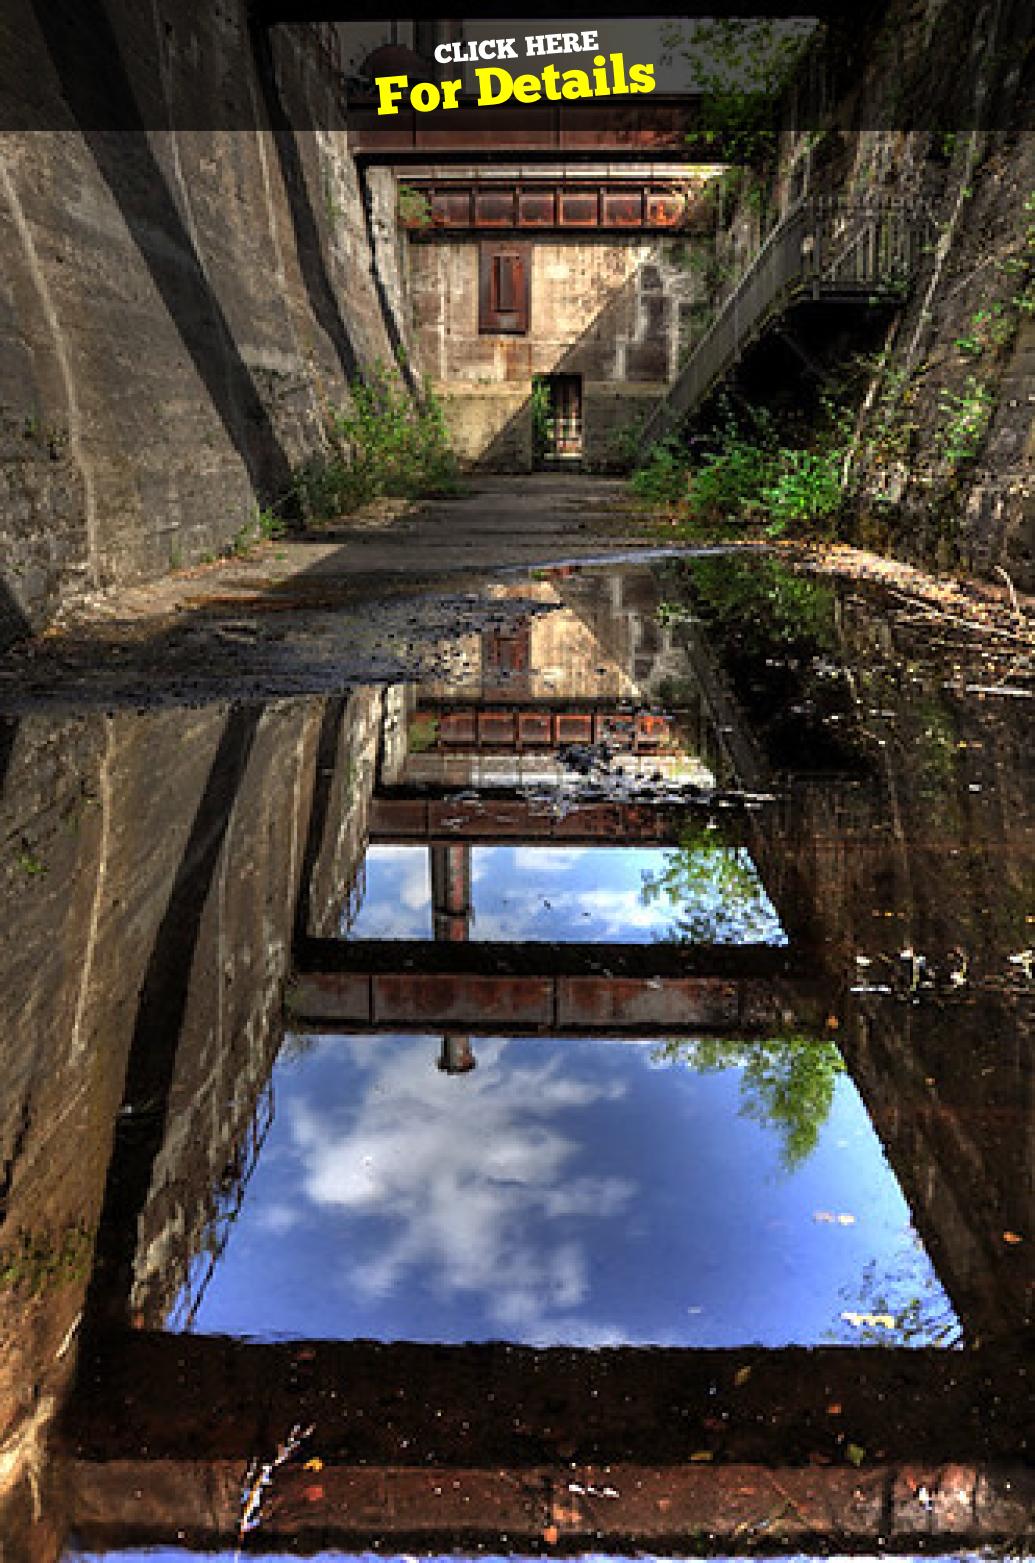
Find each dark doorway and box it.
[533,373,583,467]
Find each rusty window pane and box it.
[479,242,530,334]
[602,189,643,226]
[558,189,598,226]
[430,189,471,226]
[517,190,555,227]
[474,190,516,226]
[647,191,685,227]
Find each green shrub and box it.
[761,446,845,533]
[685,434,774,523]
[294,366,459,521]
[938,375,994,469]
[629,439,691,504]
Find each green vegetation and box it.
[15,846,45,877]
[938,375,994,470]
[397,183,432,229]
[530,376,551,462]
[640,817,781,944]
[630,401,849,537]
[407,715,439,753]
[954,303,1017,358]
[654,1033,845,1170]
[0,1222,93,1296]
[664,18,814,165]
[293,366,459,521]
[664,552,838,653]
[226,504,289,558]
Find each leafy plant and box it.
[641,817,782,944]
[0,1222,93,1295]
[294,366,459,520]
[530,376,551,461]
[760,446,845,533]
[954,304,1017,358]
[15,846,44,877]
[654,1032,845,1170]
[629,398,847,536]
[397,183,431,229]
[665,17,814,165]
[938,375,994,468]
[630,438,691,505]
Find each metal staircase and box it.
[641,195,935,444]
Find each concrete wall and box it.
[0,3,403,647]
[769,1,1035,583]
[408,235,704,471]
[0,695,327,1554]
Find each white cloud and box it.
[283,1038,634,1343]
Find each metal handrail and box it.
[641,194,934,443]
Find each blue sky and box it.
[183,1033,955,1350]
[346,844,786,944]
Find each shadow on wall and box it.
[82,702,263,1332]
[447,249,701,475]
[28,0,295,506]
[249,19,362,390]
[1,0,381,648]
[0,582,30,656]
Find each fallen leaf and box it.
[1003,1231,1024,1244]
[827,1402,843,1416]
[304,1457,324,1472]
[846,1444,866,1468]
[734,1366,752,1387]
[542,1525,559,1545]
[304,1484,325,1502]
[690,1450,714,1462]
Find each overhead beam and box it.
[290,938,821,1036]
[255,3,848,19]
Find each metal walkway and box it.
[641,194,935,443]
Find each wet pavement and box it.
[0,545,1031,1560]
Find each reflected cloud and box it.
[286,1039,633,1344]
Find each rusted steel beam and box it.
[289,940,820,1036]
[66,1456,1034,1555]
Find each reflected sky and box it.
[346,843,786,944]
[179,1034,956,1349]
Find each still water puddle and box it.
[2,549,1028,1559]
[180,1033,955,1349]
[347,843,786,945]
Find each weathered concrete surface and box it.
[0,475,667,712]
[0,4,401,643]
[0,697,328,1549]
[410,232,707,470]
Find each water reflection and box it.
[183,1033,954,1351]
[348,842,785,944]
[0,553,1030,1560]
